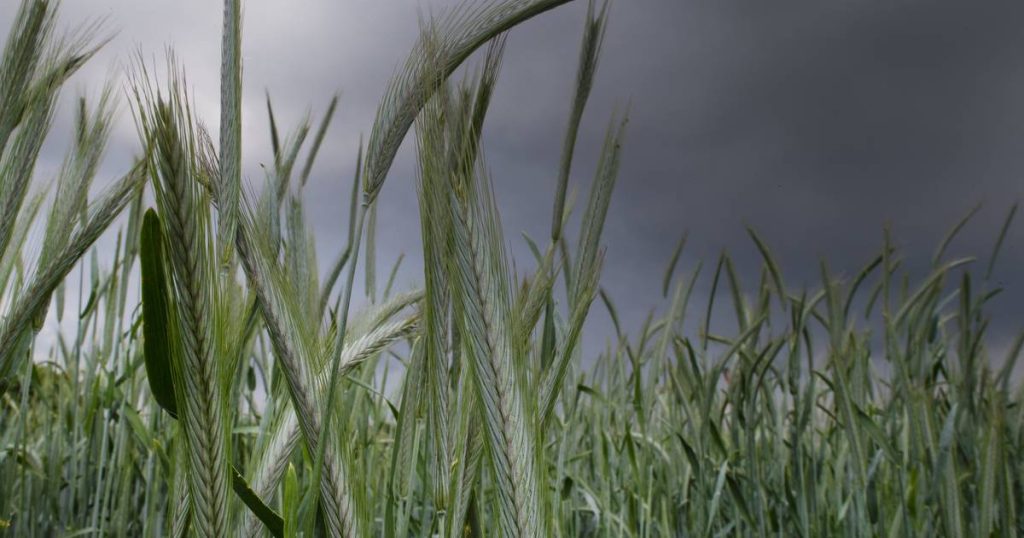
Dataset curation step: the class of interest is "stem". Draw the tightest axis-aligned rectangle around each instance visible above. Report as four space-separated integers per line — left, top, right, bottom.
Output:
310 197 368 524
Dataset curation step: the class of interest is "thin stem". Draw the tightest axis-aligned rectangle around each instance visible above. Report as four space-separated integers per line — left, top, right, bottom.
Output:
310 198 368 526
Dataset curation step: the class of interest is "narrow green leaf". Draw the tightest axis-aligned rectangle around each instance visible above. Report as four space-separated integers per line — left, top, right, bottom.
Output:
662 232 687 298
139 209 177 418
231 466 284 538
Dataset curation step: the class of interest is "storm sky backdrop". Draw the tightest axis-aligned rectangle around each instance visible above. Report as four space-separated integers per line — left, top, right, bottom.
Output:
3 0 1024 360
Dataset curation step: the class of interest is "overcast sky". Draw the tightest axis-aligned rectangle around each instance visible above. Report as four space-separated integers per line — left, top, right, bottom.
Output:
4 0 1024 361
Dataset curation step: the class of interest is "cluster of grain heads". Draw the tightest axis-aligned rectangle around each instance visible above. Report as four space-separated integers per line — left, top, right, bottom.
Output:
8 0 1024 536
0 2 146 533
127 55 351 538
397 2 621 535
0 0 144 397
132 64 237 537
0 0 619 533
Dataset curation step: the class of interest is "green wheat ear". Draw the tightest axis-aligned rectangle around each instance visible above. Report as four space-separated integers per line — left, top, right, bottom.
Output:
364 0 578 202
140 208 286 537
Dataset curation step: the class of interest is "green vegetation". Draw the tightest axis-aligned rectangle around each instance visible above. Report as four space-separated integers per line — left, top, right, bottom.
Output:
1 0 1023 536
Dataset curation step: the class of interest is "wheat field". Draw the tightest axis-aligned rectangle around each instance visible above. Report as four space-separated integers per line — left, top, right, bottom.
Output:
0 0 1022 536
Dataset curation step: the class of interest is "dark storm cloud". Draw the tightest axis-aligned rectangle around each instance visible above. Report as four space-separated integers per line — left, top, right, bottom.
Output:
464 0 1024 348
3 0 1023 355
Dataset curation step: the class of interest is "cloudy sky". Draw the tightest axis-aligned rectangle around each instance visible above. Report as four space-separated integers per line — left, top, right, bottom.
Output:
3 0 1024 359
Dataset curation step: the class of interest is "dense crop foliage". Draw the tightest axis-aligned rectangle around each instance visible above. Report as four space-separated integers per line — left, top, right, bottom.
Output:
1 0 1022 536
